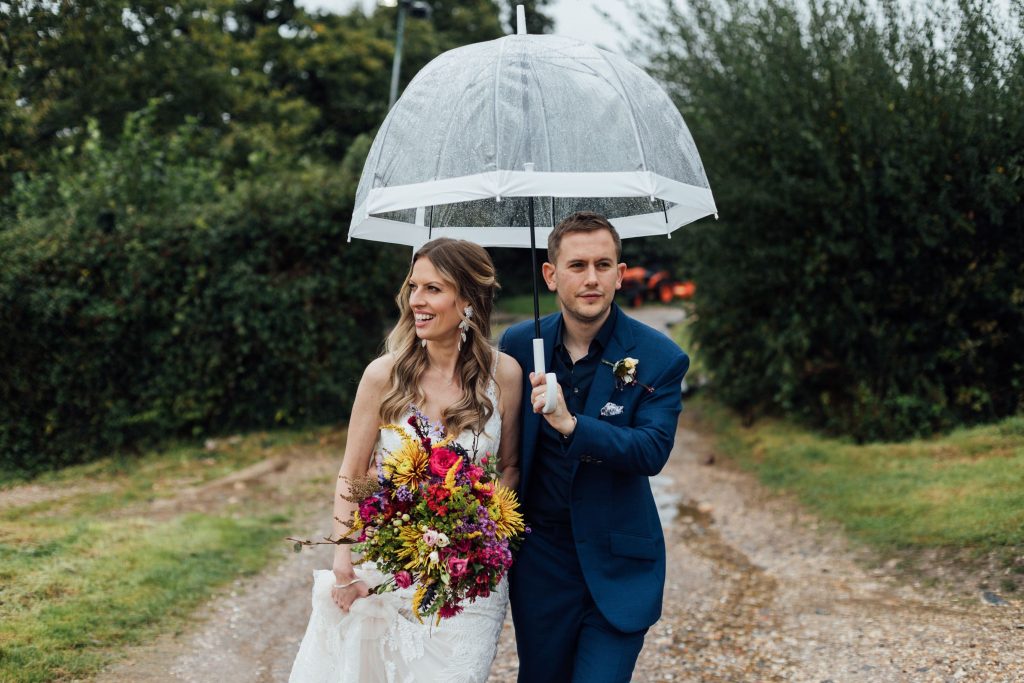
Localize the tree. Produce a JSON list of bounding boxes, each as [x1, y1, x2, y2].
[[637, 0, 1024, 439]]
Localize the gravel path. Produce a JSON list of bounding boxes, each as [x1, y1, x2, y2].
[[98, 307, 1024, 682]]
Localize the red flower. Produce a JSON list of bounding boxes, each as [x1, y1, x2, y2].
[[394, 570, 413, 589], [438, 602, 464, 619], [428, 484, 451, 502], [429, 447, 462, 477]]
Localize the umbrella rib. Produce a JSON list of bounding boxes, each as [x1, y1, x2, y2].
[[494, 37, 508, 175], [528, 56, 555, 227], [595, 48, 649, 173]]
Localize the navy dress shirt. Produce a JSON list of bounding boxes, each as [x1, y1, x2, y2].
[[525, 304, 620, 528]]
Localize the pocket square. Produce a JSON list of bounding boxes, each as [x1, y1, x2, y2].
[[600, 402, 624, 417]]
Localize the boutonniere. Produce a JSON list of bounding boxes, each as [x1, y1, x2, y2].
[[601, 357, 654, 393]]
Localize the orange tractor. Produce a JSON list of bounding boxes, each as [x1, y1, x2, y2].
[[620, 267, 695, 308]]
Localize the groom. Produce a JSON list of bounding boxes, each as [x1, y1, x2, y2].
[[499, 212, 689, 683]]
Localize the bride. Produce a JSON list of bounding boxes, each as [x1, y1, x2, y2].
[[289, 238, 522, 683]]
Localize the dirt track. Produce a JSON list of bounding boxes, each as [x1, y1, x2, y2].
[[97, 307, 1024, 682]]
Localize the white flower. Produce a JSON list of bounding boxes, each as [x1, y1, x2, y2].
[[429, 550, 440, 564], [422, 529, 439, 546], [604, 356, 652, 392], [435, 532, 450, 547]]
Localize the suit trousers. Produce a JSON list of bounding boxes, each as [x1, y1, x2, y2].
[[510, 522, 648, 683]]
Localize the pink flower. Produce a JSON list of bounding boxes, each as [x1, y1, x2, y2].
[[394, 571, 413, 589], [466, 464, 484, 483], [358, 501, 377, 523], [429, 447, 462, 477], [447, 556, 469, 578]]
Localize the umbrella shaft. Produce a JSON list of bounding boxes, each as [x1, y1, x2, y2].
[[529, 196, 542, 338]]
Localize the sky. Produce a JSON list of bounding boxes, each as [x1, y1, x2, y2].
[[300, 0, 649, 53]]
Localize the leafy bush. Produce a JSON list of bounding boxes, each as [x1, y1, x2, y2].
[[0, 116, 405, 476], [640, 0, 1024, 440]]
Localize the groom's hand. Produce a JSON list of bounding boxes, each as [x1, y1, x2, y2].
[[529, 372, 576, 437]]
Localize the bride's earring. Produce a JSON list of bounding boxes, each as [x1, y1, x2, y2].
[[458, 306, 473, 351]]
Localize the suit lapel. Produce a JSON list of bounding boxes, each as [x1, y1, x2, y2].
[[582, 313, 636, 419]]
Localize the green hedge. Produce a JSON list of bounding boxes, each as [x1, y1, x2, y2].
[[1, 137, 405, 475], [641, 0, 1024, 440]]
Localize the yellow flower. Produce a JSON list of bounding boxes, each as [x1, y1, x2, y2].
[[411, 579, 438, 624], [396, 525, 427, 570], [444, 457, 463, 491], [411, 584, 428, 624], [488, 483, 525, 540], [381, 431, 430, 490]]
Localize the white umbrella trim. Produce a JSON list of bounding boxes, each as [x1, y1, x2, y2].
[[349, 197, 715, 249]]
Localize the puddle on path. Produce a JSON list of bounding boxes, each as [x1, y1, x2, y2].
[[676, 499, 714, 529], [650, 474, 680, 526]]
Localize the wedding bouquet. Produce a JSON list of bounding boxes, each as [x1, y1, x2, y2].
[[342, 411, 526, 623]]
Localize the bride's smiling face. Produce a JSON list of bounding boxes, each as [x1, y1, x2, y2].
[[408, 257, 466, 343]]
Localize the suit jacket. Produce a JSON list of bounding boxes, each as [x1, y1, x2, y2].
[[499, 308, 689, 633]]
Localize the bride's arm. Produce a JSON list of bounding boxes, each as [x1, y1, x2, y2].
[[330, 355, 391, 611], [495, 352, 522, 490]]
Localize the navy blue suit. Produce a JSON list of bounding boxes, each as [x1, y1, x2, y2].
[[500, 308, 689, 682]]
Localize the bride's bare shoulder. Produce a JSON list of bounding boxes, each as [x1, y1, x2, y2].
[[495, 351, 523, 386], [362, 354, 396, 390]]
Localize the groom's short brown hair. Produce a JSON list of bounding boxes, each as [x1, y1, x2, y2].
[[547, 211, 622, 265]]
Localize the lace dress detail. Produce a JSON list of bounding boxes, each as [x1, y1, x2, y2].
[[289, 365, 507, 683]]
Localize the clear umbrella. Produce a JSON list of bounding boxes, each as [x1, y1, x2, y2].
[[349, 6, 717, 409]]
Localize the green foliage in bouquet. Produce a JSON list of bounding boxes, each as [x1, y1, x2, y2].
[[640, 0, 1024, 440]]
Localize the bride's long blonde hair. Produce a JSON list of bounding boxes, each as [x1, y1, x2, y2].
[[379, 238, 500, 435]]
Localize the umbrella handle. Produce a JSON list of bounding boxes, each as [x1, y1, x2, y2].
[[532, 338, 558, 414]]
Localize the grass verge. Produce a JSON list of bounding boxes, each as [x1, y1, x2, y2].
[[687, 396, 1024, 557], [668, 312, 1023, 586], [494, 292, 560, 319], [0, 427, 338, 682]]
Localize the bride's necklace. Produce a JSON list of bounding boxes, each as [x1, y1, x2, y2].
[[430, 364, 459, 387]]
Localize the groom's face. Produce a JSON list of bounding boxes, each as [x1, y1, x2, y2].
[[543, 229, 625, 326]]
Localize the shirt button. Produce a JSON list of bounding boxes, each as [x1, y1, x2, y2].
[[573, 387, 579, 394]]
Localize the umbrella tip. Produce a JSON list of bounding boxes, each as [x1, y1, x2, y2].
[[516, 5, 527, 34]]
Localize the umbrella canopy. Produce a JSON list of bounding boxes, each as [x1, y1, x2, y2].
[[349, 29, 717, 249]]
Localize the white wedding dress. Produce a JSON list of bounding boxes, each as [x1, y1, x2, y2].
[[288, 377, 508, 683]]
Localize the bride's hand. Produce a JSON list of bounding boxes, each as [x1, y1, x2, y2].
[[331, 575, 371, 612]]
